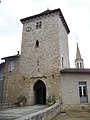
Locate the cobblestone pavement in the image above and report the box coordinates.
[0,105,47,120]
[53,111,90,120]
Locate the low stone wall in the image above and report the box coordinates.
[0,103,15,109]
[16,103,60,120]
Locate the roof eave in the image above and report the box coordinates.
[1,55,20,60]
[20,8,70,34]
[60,68,90,74]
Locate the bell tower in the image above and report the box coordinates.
[19,8,70,105]
[20,8,70,76]
[75,43,84,68]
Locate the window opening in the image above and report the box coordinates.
[80,62,82,68]
[52,74,54,79]
[36,21,42,29]
[77,63,79,68]
[36,40,39,47]
[62,57,64,68]
[79,81,88,103]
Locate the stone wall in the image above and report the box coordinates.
[20,12,69,75]
[20,13,62,76]
[0,103,15,109]
[2,10,70,106]
[3,57,22,103]
[15,103,60,120]
[3,75,24,103]
[19,12,69,105]
[0,79,4,104]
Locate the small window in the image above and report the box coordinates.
[36,21,42,29]
[36,40,39,47]
[80,62,82,68]
[77,63,79,68]
[62,57,64,68]
[8,62,14,72]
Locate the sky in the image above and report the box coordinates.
[0,0,90,68]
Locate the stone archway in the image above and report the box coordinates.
[34,80,46,104]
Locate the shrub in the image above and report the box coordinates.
[47,95,56,106]
[16,95,27,106]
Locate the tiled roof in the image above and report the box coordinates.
[60,68,90,74]
[20,8,70,34]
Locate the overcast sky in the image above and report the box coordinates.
[0,0,90,68]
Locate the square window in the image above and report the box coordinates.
[36,21,42,29]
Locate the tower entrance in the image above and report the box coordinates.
[34,80,46,104]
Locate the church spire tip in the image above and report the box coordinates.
[75,43,84,68]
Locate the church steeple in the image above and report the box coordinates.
[75,43,84,68]
[76,43,81,60]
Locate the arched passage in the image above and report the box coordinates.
[34,80,46,104]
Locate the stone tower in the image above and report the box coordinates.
[75,43,84,68]
[19,8,70,105]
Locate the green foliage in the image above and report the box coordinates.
[47,95,56,106]
[16,95,27,106]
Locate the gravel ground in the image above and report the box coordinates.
[53,111,90,120]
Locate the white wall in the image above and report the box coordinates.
[61,73,90,111]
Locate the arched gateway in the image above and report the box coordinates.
[34,80,46,104]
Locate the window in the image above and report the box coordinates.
[80,62,83,68]
[62,57,64,68]
[8,62,14,72]
[79,82,87,97]
[36,21,42,29]
[36,40,39,47]
[77,63,79,68]
[79,81,88,103]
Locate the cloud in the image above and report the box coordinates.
[0,0,90,68]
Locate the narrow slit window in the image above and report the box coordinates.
[62,57,64,68]
[36,40,39,47]
[77,63,79,68]
[80,62,82,68]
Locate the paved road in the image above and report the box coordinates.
[0,105,47,120]
[53,111,90,120]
